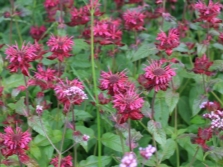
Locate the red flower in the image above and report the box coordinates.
[54,79,86,112]
[29,25,46,41]
[141,59,176,92]
[156,28,180,56]
[113,86,144,124]
[99,70,128,96]
[193,0,222,22]
[68,7,90,26]
[3,127,31,153]
[193,54,213,76]
[123,7,146,31]
[5,43,37,76]
[35,65,56,82]
[51,155,73,167]
[47,35,74,62]
[193,127,212,150]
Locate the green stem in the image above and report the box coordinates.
[211,91,223,106]
[117,130,125,154]
[15,19,23,45]
[90,7,102,167]
[189,146,199,167]
[174,107,180,167]
[128,119,132,152]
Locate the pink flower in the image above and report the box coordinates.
[99,70,128,96]
[3,127,31,151]
[193,54,213,76]
[141,59,176,92]
[193,0,222,22]
[51,155,73,167]
[5,43,37,76]
[113,86,144,124]
[47,35,74,62]
[139,145,156,160]
[29,25,46,41]
[123,7,146,31]
[54,79,86,112]
[44,0,59,8]
[68,7,90,26]
[156,28,180,56]
[120,152,137,167]
[35,65,56,82]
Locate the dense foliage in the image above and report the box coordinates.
[1,0,223,167]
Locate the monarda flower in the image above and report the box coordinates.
[193,54,213,76]
[193,0,222,23]
[34,65,56,83]
[68,7,90,26]
[29,25,46,41]
[140,59,176,92]
[155,28,180,56]
[47,35,74,62]
[113,86,144,124]
[3,127,31,153]
[54,79,86,112]
[51,155,73,167]
[99,70,128,96]
[193,127,212,150]
[123,7,146,31]
[5,43,37,76]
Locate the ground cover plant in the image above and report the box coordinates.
[1,0,223,166]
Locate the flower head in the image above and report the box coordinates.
[156,28,180,56]
[51,155,73,167]
[34,65,56,82]
[123,7,146,31]
[193,54,213,76]
[5,43,37,76]
[203,110,223,129]
[3,127,31,151]
[141,59,176,92]
[139,145,156,160]
[120,152,137,167]
[47,35,74,62]
[99,70,128,96]
[29,25,46,41]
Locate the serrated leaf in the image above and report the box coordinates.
[79,156,111,167]
[131,43,158,62]
[28,116,51,137]
[30,142,41,159]
[213,43,223,50]
[147,120,166,146]
[210,60,223,71]
[2,74,24,92]
[73,39,89,54]
[159,139,176,161]
[101,133,128,153]
[165,90,179,114]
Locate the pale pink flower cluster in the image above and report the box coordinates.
[199,101,214,109]
[63,86,88,100]
[120,152,137,167]
[139,145,156,160]
[203,110,223,129]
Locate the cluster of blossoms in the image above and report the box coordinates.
[99,70,144,124]
[54,79,87,113]
[193,127,212,150]
[123,7,146,31]
[120,152,137,167]
[51,155,73,167]
[138,59,176,92]
[192,54,213,76]
[155,28,180,56]
[139,145,156,160]
[193,0,222,26]
[83,19,123,46]
[0,127,31,164]
[203,110,223,129]
[199,101,220,112]
[47,35,74,62]
[29,25,47,41]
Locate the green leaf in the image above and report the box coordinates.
[0,54,3,74]
[154,96,169,127]
[30,141,41,159]
[73,39,89,54]
[210,60,223,71]
[213,43,223,50]
[177,136,203,161]
[34,135,50,147]
[196,43,207,56]
[28,116,51,137]
[14,97,28,116]
[147,120,166,146]
[178,96,191,124]
[165,90,179,114]
[2,74,24,92]
[101,133,128,153]
[213,80,223,94]
[159,139,176,161]
[79,156,111,167]
[51,130,62,143]
[68,110,92,121]
[131,43,158,62]
[174,43,189,52]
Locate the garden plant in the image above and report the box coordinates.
[1,0,223,166]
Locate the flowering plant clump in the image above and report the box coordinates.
[2,0,223,166]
